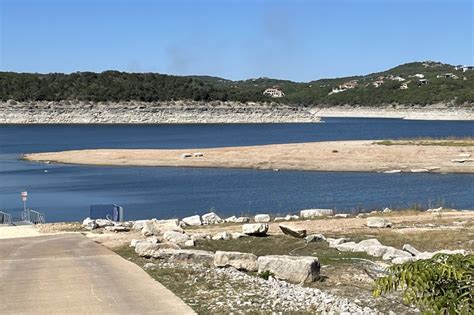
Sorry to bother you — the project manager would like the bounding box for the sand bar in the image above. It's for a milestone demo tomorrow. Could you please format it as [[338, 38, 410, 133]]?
[[24, 140, 474, 173]]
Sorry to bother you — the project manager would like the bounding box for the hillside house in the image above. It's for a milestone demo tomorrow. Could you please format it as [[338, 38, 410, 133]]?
[[437, 73, 458, 79], [462, 66, 473, 72], [340, 80, 358, 89], [390, 75, 406, 82], [400, 83, 409, 90], [454, 65, 464, 70], [372, 80, 384, 88], [263, 88, 285, 98], [328, 80, 358, 95], [418, 79, 428, 85], [413, 73, 425, 78]]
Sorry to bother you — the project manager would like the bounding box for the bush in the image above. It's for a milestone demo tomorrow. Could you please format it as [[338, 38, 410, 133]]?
[[373, 253, 473, 314], [258, 270, 275, 280]]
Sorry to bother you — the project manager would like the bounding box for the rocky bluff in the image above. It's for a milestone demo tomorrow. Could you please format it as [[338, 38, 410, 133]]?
[[0, 100, 321, 124]]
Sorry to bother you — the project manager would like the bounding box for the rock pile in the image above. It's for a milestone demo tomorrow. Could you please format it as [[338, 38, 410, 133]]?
[[81, 217, 131, 232], [328, 237, 467, 264]]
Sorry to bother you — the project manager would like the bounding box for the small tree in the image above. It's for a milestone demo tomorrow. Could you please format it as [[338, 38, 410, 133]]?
[[373, 253, 473, 314]]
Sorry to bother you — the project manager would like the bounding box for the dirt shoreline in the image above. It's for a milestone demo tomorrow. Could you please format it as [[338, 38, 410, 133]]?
[[24, 140, 474, 173]]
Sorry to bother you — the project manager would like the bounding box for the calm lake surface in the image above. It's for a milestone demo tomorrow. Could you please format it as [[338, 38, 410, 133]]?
[[0, 118, 473, 222]]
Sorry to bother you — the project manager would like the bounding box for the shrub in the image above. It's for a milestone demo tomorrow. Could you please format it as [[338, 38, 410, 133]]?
[[258, 270, 275, 280], [373, 253, 473, 314]]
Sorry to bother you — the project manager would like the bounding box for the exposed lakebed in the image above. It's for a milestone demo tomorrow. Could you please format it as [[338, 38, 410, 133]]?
[[1, 118, 473, 222]]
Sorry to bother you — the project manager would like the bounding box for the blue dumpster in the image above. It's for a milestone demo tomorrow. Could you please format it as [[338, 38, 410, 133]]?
[[90, 204, 124, 222]]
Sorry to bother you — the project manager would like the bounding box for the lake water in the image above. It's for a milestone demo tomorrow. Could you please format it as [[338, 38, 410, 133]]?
[[0, 118, 473, 222]]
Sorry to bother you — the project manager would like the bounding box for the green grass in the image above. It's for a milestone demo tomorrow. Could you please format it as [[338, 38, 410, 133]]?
[[193, 235, 374, 266], [375, 137, 474, 147]]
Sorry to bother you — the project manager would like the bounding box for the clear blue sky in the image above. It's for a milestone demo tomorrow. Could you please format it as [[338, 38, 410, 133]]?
[[0, 0, 472, 82]]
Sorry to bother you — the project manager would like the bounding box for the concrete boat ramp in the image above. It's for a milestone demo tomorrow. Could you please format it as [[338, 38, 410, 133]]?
[[0, 233, 195, 314]]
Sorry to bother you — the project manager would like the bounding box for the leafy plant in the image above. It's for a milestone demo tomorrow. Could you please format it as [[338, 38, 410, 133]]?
[[373, 254, 473, 314], [258, 270, 275, 280]]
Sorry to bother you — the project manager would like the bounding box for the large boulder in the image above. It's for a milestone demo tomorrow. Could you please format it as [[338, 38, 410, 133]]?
[[300, 209, 334, 219], [335, 242, 357, 252], [134, 242, 180, 258], [224, 216, 237, 223], [402, 244, 421, 256], [142, 219, 182, 236], [242, 223, 269, 236], [257, 255, 320, 283], [365, 245, 390, 257], [132, 220, 148, 230], [367, 217, 392, 228], [352, 239, 382, 252], [181, 215, 202, 226], [382, 247, 412, 261], [155, 249, 215, 265], [235, 216, 250, 223], [82, 217, 97, 230], [305, 234, 326, 243], [212, 231, 232, 241], [191, 233, 211, 242], [201, 212, 223, 225], [327, 237, 350, 248], [214, 251, 258, 271], [254, 214, 271, 223], [279, 224, 306, 238], [95, 219, 114, 228], [163, 230, 190, 244]]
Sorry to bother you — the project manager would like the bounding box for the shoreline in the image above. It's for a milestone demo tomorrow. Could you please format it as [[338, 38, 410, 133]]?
[[24, 140, 474, 174], [1, 101, 473, 123]]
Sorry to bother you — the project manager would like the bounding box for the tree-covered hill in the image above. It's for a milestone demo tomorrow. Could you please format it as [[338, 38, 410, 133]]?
[[1, 61, 472, 106]]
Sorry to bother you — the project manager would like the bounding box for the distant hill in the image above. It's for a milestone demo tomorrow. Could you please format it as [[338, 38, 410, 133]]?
[[1, 61, 472, 106]]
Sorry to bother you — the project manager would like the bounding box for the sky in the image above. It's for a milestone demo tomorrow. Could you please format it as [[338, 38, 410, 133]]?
[[0, 0, 472, 82]]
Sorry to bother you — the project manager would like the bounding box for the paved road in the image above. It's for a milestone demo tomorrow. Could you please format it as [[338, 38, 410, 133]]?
[[0, 234, 195, 314]]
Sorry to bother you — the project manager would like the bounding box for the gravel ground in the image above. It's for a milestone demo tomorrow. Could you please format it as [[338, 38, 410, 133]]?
[[142, 259, 381, 314]]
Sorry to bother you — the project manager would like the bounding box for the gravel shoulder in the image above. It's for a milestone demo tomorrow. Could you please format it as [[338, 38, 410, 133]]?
[[24, 140, 474, 173]]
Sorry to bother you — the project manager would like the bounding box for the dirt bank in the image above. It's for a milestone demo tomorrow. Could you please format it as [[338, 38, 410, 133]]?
[[24, 140, 474, 173]]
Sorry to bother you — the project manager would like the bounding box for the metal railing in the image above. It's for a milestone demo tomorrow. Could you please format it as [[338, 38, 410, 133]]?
[[0, 211, 12, 225], [22, 209, 46, 224]]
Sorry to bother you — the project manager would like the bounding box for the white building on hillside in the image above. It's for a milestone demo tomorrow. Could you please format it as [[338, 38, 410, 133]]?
[[263, 88, 285, 98]]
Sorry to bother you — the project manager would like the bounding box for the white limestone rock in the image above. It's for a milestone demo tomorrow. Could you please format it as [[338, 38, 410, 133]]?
[[305, 234, 326, 243], [201, 212, 223, 225], [82, 217, 97, 230], [366, 217, 392, 228], [257, 255, 320, 283], [163, 230, 190, 244], [214, 251, 258, 271], [254, 214, 271, 223], [402, 244, 421, 256], [181, 215, 202, 226], [242, 223, 269, 236], [300, 209, 334, 219], [279, 224, 306, 238], [212, 231, 232, 241]]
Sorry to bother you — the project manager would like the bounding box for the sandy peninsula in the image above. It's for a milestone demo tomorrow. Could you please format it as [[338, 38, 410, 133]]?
[[24, 140, 474, 173]]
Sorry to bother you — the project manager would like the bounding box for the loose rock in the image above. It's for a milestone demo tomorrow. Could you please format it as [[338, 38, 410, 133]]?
[[300, 209, 334, 218], [214, 251, 258, 271], [254, 214, 271, 223], [242, 223, 269, 236], [202, 212, 223, 225], [279, 224, 307, 238], [257, 255, 320, 283], [366, 217, 392, 228], [182, 215, 202, 226]]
